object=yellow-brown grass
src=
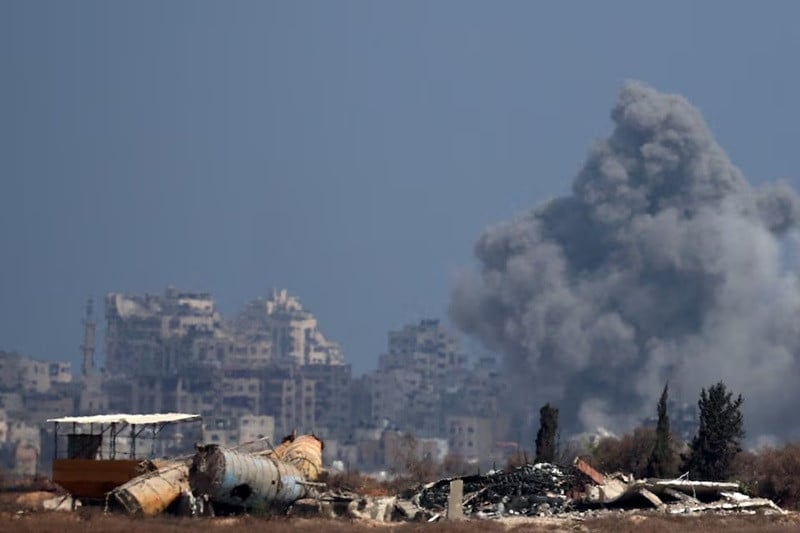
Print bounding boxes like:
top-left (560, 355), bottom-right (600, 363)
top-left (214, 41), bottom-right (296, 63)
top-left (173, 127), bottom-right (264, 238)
top-left (3, 509), bottom-right (800, 533)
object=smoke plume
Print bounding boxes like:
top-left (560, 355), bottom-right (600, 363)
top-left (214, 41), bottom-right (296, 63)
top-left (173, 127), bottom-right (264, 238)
top-left (451, 81), bottom-right (800, 439)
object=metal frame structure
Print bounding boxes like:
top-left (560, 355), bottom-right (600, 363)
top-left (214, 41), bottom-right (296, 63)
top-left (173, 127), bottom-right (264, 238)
top-left (47, 413), bottom-right (201, 500)
top-left (48, 413), bottom-right (201, 460)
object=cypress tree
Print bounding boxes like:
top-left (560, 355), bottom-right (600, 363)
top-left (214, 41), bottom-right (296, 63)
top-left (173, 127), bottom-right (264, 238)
top-left (646, 382), bottom-right (676, 478)
top-left (682, 381), bottom-right (744, 480)
top-left (535, 403), bottom-right (559, 463)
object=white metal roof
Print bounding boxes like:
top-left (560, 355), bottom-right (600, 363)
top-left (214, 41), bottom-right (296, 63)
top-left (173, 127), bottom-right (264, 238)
top-left (46, 413), bottom-right (201, 425)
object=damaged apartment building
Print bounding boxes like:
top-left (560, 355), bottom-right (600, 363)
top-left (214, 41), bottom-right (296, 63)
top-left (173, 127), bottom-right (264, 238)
top-left (4, 287), bottom-right (516, 474)
top-left (0, 350), bottom-right (75, 475)
top-left (98, 287), bottom-right (352, 451)
top-left (348, 319), bottom-right (511, 471)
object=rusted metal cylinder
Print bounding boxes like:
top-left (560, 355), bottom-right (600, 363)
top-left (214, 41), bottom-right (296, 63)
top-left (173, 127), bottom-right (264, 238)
top-left (280, 435), bottom-right (324, 481)
top-left (111, 461), bottom-right (189, 516)
top-left (189, 445), bottom-right (309, 510)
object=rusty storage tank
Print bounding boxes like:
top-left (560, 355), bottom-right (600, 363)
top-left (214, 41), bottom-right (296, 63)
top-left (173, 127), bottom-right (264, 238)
top-left (189, 445), bottom-right (309, 510)
top-left (111, 461), bottom-right (189, 516)
top-left (278, 434), bottom-right (324, 480)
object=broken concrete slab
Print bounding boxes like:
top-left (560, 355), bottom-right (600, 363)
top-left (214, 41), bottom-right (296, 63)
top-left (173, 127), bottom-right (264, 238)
top-left (661, 487), bottom-right (701, 505)
top-left (15, 492), bottom-right (78, 512)
top-left (394, 498), bottom-right (423, 521)
top-left (14, 491), bottom-right (59, 510)
top-left (573, 458), bottom-right (786, 515)
top-left (650, 479), bottom-right (740, 501)
top-left (346, 495), bottom-right (397, 522)
top-left (636, 487), bottom-right (665, 510)
top-left (667, 493), bottom-right (785, 515)
top-left (42, 494), bottom-right (81, 512)
top-left (287, 498), bottom-right (337, 519)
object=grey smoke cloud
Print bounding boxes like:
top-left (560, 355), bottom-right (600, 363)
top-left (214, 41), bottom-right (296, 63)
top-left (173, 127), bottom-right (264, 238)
top-left (451, 81), bottom-right (800, 439)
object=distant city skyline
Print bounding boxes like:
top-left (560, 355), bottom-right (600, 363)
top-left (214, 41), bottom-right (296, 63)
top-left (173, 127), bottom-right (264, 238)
top-left (3, 2), bottom-right (800, 374)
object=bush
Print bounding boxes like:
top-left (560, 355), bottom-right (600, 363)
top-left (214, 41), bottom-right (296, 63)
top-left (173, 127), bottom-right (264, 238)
top-left (732, 443), bottom-right (800, 509)
top-left (505, 449), bottom-right (530, 469)
top-left (557, 438), bottom-right (592, 467)
top-left (589, 427), bottom-right (657, 478)
top-left (388, 433), bottom-right (439, 485)
top-left (439, 452), bottom-right (472, 477)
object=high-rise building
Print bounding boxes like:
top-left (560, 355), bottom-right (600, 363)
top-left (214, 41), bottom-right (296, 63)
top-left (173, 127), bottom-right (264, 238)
top-left (234, 289), bottom-right (345, 366)
top-left (105, 287), bottom-right (220, 378)
top-left (370, 319), bottom-right (467, 437)
top-left (102, 286), bottom-right (349, 443)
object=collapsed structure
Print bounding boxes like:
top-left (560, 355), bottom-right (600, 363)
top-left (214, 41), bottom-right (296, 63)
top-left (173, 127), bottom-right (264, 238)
top-left (110, 432), bottom-right (324, 516)
top-left (407, 458), bottom-right (785, 521)
top-left (39, 411), bottom-right (786, 524)
top-left (571, 458), bottom-right (784, 515)
top-left (415, 463), bottom-right (574, 518)
top-left (46, 412), bottom-right (201, 500)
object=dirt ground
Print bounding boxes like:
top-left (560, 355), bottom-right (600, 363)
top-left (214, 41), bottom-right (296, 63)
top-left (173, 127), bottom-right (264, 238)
top-left (3, 512), bottom-right (800, 532)
top-left (2, 493), bottom-right (800, 532)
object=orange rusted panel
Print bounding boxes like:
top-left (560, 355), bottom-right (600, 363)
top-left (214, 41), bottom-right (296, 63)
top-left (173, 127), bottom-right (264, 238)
top-left (574, 457), bottom-right (606, 485)
top-left (52, 459), bottom-right (144, 499)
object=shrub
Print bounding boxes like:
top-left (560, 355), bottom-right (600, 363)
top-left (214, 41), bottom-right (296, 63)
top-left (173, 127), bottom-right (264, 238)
top-left (439, 452), bottom-right (472, 477)
top-left (589, 426), bottom-right (656, 478)
top-left (505, 449), bottom-right (530, 469)
top-left (732, 443), bottom-right (800, 509)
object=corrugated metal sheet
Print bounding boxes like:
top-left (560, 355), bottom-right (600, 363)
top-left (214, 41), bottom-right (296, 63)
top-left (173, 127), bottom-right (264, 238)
top-left (189, 445), bottom-right (310, 510)
top-left (47, 413), bottom-right (201, 425)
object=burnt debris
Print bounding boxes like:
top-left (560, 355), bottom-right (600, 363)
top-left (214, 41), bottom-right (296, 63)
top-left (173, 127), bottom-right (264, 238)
top-left (415, 462), bottom-right (576, 517)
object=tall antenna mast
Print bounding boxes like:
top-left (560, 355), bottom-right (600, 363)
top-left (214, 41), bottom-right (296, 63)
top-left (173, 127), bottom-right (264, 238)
top-left (81, 298), bottom-right (96, 378)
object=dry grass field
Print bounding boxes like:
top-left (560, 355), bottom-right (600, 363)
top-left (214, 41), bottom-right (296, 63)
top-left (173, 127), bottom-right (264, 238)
top-left (2, 499), bottom-right (800, 533)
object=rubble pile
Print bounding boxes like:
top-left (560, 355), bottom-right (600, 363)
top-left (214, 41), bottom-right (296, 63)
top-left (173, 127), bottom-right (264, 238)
top-left (416, 463), bottom-right (575, 517)
top-left (573, 459), bottom-right (787, 515)
top-left (41, 422), bottom-right (790, 524)
top-left (107, 433), bottom-right (324, 516)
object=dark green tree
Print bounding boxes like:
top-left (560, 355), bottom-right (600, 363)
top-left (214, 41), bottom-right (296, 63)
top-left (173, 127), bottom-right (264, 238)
top-left (682, 381), bottom-right (745, 480)
top-left (535, 403), bottom-right (559, 463)
top-left (646, 382), bottom-right (676, 478)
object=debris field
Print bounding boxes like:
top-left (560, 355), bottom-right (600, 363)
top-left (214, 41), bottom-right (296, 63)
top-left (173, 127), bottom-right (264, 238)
top-left (23, 428), bottom-right (791, 525)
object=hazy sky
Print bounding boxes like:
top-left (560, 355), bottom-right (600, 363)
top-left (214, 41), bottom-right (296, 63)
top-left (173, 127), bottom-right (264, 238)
top-left (2, 1), bottom-right (799, 374)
